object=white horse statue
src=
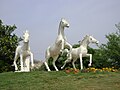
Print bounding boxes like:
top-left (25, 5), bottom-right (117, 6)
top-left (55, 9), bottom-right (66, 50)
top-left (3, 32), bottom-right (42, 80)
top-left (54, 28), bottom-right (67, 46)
top-left (13, 30), bottom-right (34, 72)
top-left (61, 35), bottom-right (99, 70)
top-left (44, 18), bottom-right (72, 71)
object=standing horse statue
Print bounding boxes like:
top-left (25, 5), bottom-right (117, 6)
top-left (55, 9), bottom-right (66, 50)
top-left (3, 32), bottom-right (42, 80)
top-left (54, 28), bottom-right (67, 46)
top-left (61, 35), bottom-right (99, 70)
top-left (13, 30), bottom-right (34, 72)
top-left (44, 18), bottom-right (72, 71)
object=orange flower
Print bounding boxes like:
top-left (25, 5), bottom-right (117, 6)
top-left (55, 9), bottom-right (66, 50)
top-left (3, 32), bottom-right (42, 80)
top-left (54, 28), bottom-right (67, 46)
top-left (73, 69), bottom-right (79, 74)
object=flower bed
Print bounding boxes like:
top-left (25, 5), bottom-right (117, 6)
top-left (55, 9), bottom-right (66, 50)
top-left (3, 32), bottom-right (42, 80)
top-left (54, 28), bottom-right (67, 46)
top-left (65, 67), bottom-right (118, 74)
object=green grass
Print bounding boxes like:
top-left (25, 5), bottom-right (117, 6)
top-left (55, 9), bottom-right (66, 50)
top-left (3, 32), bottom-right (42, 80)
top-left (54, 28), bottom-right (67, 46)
top-left (0, 71), bottom-right (120, 90)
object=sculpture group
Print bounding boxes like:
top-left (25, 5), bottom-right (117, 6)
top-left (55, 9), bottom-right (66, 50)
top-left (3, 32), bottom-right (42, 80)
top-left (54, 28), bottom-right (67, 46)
top-left (13, 18), bottom-right (99, 72)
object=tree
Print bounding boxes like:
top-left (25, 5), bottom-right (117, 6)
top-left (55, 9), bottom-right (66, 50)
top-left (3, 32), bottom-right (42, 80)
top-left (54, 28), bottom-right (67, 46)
top-left (102, 29), bottom-right (120, 68)
top-left (93, 24), bottom-right (120, 68)
top-left (0, 20), bottom-right (21, 72)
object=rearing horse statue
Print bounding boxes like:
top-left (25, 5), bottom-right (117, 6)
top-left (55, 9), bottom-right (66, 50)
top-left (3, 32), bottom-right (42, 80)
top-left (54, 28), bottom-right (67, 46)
top-left (61, 35), bottom-right (99, 70)
top-left (44, 18), bottom-right (72, 71)
top-left (13, 30), bottom-right (34, 72)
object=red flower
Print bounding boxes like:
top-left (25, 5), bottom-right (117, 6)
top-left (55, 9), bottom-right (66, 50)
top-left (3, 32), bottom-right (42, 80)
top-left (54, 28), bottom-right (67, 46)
top-left (65, 69), bottom-right (70, 73)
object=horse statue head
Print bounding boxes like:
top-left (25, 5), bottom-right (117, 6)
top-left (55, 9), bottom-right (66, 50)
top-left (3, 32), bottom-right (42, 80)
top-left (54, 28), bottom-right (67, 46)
top-left (87, 35), bottom-right (99, 44)
top-left (60, 18), bottom-right (70, 28)
top-left (79, 35), bottom-right (99, 46)
top-left (23, 30), bottom-right (29, 43)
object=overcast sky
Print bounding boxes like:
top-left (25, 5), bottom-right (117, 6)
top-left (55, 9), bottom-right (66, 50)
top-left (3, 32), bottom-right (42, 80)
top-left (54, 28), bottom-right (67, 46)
top-left (0, 0), bottom-right (120, 60)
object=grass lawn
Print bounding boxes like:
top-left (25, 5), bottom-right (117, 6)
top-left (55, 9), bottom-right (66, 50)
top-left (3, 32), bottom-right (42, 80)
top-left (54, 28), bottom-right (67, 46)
top-left (0, 71), bottom-right (120, 90)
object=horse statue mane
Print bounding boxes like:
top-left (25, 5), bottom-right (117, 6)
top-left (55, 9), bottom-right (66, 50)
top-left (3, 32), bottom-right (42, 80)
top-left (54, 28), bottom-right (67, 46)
top-left (79, 35), bottom-right (89, 45)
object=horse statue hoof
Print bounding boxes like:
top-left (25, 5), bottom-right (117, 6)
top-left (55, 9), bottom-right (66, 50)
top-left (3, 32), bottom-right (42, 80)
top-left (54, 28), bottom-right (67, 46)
top-left (61, 67), bottom-right (63, 69)
top-left (88, 63), bottom-right (91, 67)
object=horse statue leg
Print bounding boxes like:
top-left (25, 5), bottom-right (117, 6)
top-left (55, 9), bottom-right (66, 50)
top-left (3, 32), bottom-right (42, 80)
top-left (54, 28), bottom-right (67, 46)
top-left (65, 42), bottom-right (72, 52)
top-left (44, 61), bottom-right (51, 71)
top-left (61, 60), bottom-right (68, 69)
top-left (13, 52), bottom-right (19, 71)
top-left (13, 46), bottom-right (21, 71)
top-left (52, 55), bottom-right (59, 71)
top-left (72, 59), bottom-right (77, 70)
top-left (30, 52), bottom-right (34, 67)
top-left (59, 40), bottom-right (64, 54)
top-left (79, 54), bottom-right (83, 70)
top-left (20, 54), bottom-right (24, 71)
top-left (25, 57), bottom-right (30, 72)
top-left (86, 54), bottom-right (92, 67)
top-left (61, 53), bottom-right (72, 69)
top-left (63, 42), bottom-right (72, 56)
top-left (44, 47), bottom-right (51, 71)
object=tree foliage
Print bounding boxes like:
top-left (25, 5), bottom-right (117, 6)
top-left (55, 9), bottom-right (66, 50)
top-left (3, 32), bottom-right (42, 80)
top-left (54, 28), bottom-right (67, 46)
top-left (99, 30), bottom-right (120, 68)
top-left (0, 20), bottom-right (21, 72)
